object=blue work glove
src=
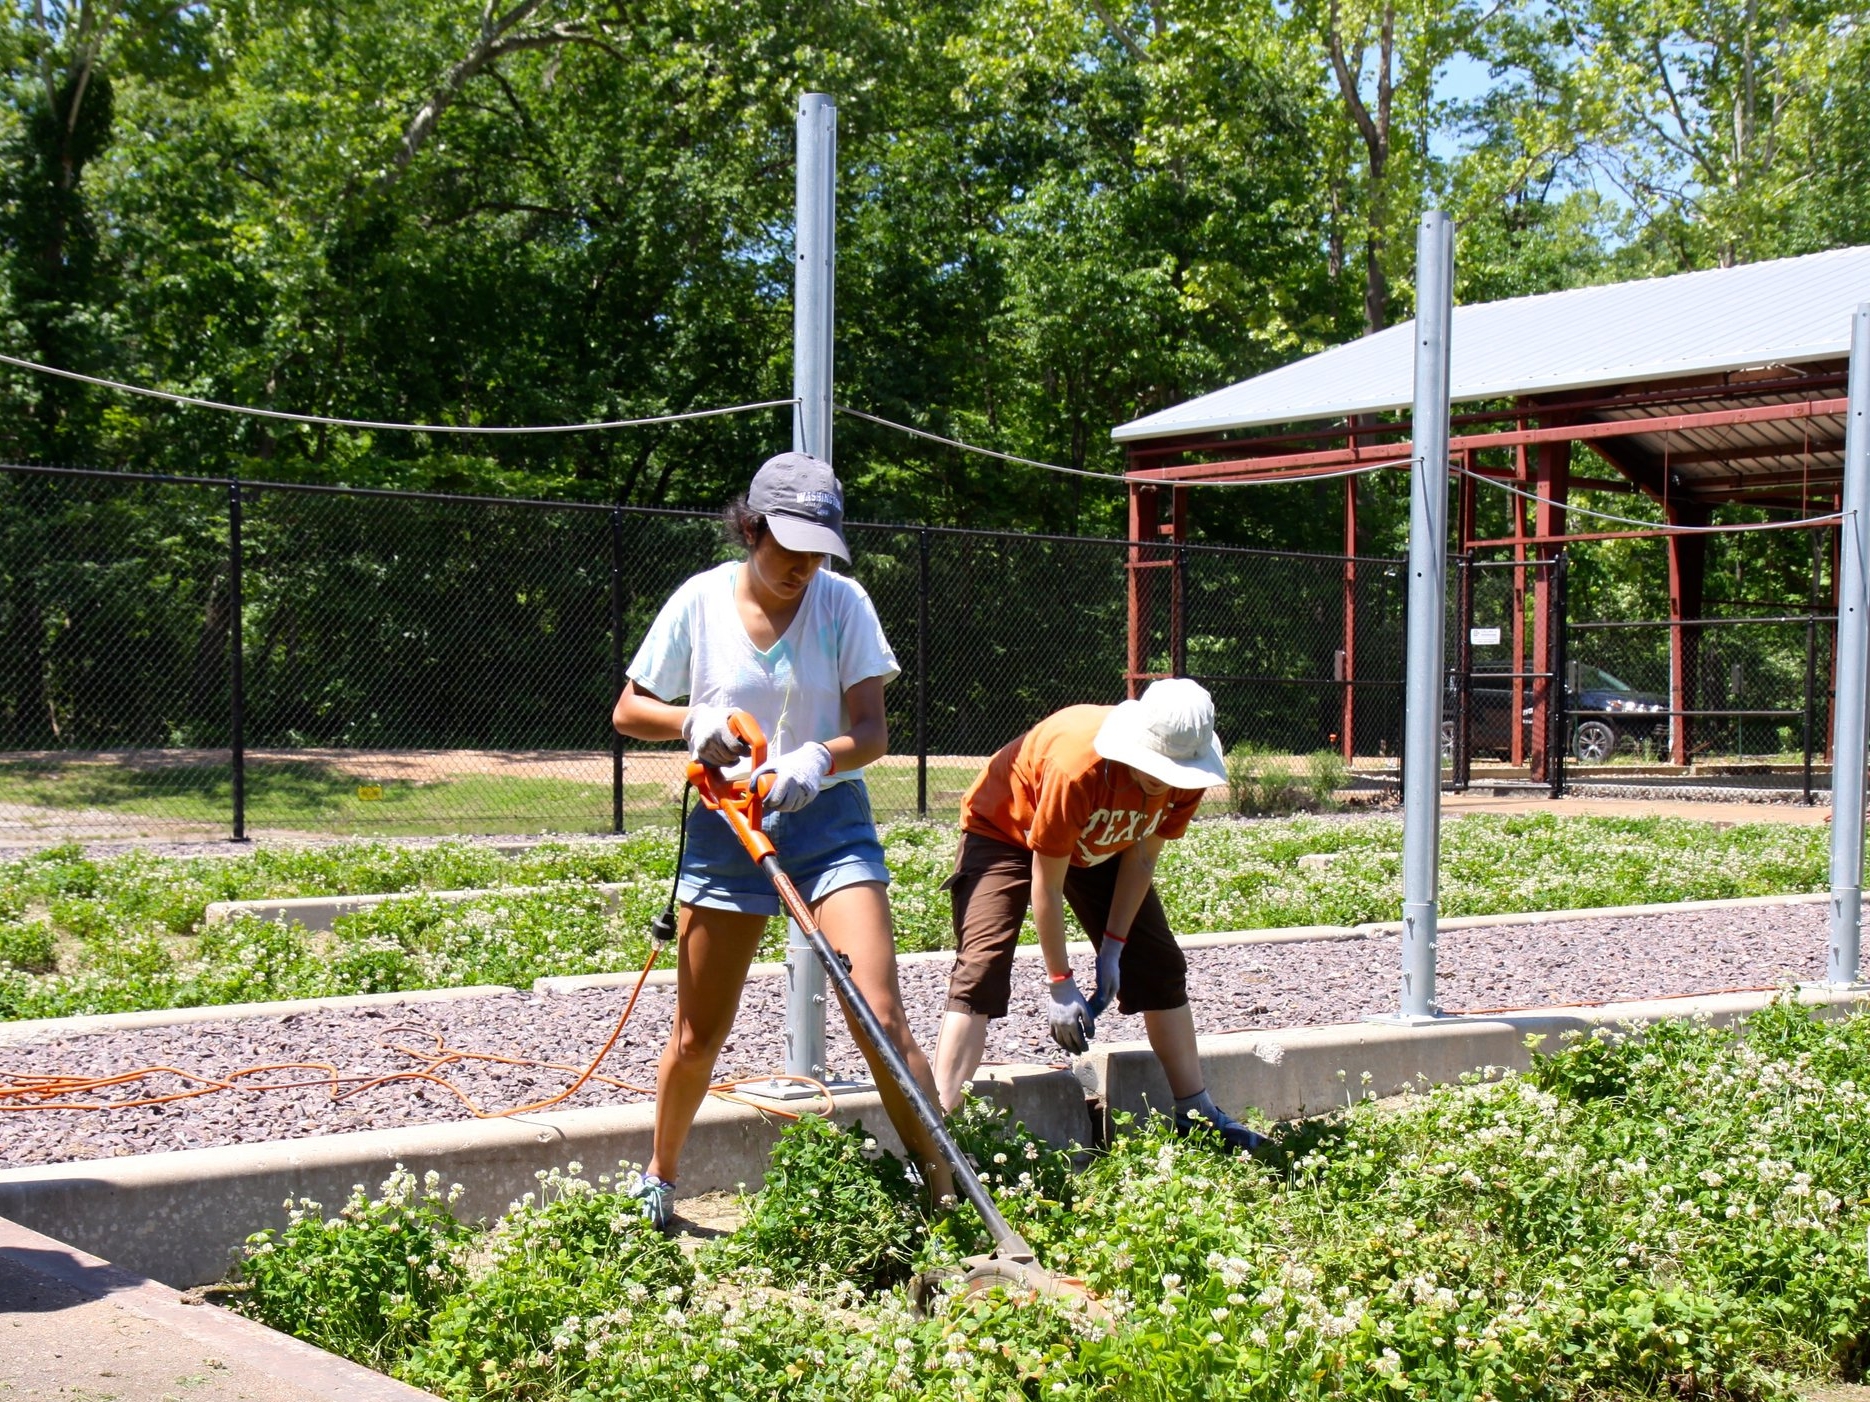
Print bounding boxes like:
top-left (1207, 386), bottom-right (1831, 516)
top-left (752, 742), bottom-right (834, 813)
top-left (1087, 930), bottom-right (1126, 1017)
top-left (1047, 975), bottom-right (1096, 1055)
top-left (683, 704), bottom-right (750, 768)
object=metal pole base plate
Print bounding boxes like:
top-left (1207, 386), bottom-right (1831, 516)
top-left (1362, 1012), bottom-right (1445, 1027)
top-left (733, 1075), bottom-right (874, 1103)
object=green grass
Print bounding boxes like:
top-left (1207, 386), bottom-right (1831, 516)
top-left (0, 758), bottom-right (670, 835)
top-left (0, 758), bottom-right (991, 834)
top-left (0, 813), bottom-right (1829, 1023)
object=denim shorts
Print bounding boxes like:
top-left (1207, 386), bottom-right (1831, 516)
top-left (677, 778), bottom-right (889, 916)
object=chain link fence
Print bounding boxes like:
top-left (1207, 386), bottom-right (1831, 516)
top-left (0, 466), bottom-right (1409, 840)
top-left (4, 465), bottom-right (1831, 842)
top-left (1446, 544), bottom-right (1836, 800)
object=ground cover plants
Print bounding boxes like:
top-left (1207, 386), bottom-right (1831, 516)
top-left (0, 813), bottom-right (1827, 1021)
top-left (232, 1001), bottom-right (1870, 1400)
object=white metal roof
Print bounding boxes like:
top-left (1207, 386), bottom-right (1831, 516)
top-left (1113, 244), bottom-right (1870, 443)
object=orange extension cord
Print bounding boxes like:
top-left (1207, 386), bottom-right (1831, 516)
top-left (0, 941), bottom-right (832, 1122)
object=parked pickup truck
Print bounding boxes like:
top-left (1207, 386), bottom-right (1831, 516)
top-left (1444, 663), bottom-right (1669, 763)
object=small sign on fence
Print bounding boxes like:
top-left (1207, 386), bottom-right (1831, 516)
top-left (1469, 626), bottom-right (1502, 645)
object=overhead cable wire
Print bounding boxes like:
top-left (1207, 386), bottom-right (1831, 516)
top-left (837, 403), bottom-right (1410, 486)
top-left (0, 350), bottom-right (796, 434)
top-left (1455, 460), bottom-right (1846, 535)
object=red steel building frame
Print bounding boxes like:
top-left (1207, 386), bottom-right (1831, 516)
top-left (1122, 373), bottom-right (1851, 780)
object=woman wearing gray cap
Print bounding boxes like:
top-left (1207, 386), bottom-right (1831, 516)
top-left (612, 451), bottom-right (953, 1227)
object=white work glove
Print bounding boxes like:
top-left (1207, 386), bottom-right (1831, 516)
top-left (1087, 930), bottom-right (1125, 1017)
top-left (1047, 976), bottom-right (1096, 1055)
top-left (683, 704), bottom-right (749, 768)
top-left (752, 742), bottom-right (834, 813)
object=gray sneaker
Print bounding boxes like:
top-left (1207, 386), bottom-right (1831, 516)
top-left (1172, 1108), bottom-right (1269, 1156)
top-left (626, 1173), bottom-right (676, 1231)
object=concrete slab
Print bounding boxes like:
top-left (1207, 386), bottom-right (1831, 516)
top-left (0, 1214), bottom-right (439, 1401)
top-left (0, 1063), bottom-right (1085, 1290)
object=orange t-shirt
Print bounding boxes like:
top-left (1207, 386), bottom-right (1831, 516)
top-left (960, 705), bottom-right (1203, 866)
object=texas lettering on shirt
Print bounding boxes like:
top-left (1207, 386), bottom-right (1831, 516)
top-left (960, 704), bottom-right (1202, 866)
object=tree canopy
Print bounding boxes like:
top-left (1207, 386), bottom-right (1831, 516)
top-left (1, 0), bottom-right (1865, 542)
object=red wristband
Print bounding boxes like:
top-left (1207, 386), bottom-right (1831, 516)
top-left (1103, 930), bottom-right (1128, 944)
top-left (1048, 970), bottom-right (1072, 983)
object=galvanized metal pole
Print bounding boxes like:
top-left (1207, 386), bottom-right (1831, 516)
top-left (793, 93), bottom-right (836, 463)
top-left (1397, 211), bottom-right (1454, 1019)
top-left (785, 92), bottom-right (837, 1082)
top-left (1827, 303), bottom-right (1870, 988)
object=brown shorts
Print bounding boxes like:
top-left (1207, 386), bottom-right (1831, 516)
top-left (943, 831), bottom-right (1187, 1018)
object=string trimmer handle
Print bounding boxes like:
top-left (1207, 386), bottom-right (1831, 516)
top-left (686, 710), bottom-right (775, 861)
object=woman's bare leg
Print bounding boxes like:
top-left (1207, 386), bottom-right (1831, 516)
top-left (647, 904), bottom-right (767, 1184)
top-left (815, 880), bottom-right (957, 1204)
top-left (934, 1010), bottom-right (991, 1111)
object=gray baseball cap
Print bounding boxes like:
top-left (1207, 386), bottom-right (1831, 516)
top-left (748, 451), bottom-right (849, 561)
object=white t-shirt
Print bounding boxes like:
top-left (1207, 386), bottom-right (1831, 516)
top-left (627, 561), bottom-right (899, 785)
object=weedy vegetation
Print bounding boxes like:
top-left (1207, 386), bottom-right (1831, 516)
top-left (0, 814), bottom-right (1827, 1021)
top-left (231, 1003), bottom-right (1870, 1399)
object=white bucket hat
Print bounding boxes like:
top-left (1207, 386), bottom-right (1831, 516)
top-left (1092, 678), bottom-right (1228, 789)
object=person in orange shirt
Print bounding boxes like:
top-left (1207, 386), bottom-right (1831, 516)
top-left (931, 678), bottom-right (1266, 1153)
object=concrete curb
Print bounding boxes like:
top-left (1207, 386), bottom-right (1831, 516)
top-left (1349, 890), bottom-right (1827, 936)
top-left (1074, 984), bottom-right (1870, 1136)
top-left (0, 1212), bottom-right (441, 1401)
top-left (0, 1063), bottom-right (1086, 1290)
top-left (0, 985), bottom-right (518, 1048)
top-left (202, 882), bottom-right (639, 932)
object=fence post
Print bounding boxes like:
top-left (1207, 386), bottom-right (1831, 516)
top-left (785, 91), bottom-right (837, 1085)
top-left (1395, 209), bottom-right (1454, 1022)
top-left (228, 479), bottom-right (247, 843)
top-left (1804, 610), bottom-right (1818, 806)
top-left (1549, 554), bottom-right (1569, 800)
top-left (917, 527), bottom-right (929, 818)
top-left (1826, 303), bottom-right (1870, 988)
top-left (1453, 552), bottom-right (1473, 791)
top-left (610, 507), bottom-right (625, 836)
top-left (1171, 540), bottom-right (1188, 678)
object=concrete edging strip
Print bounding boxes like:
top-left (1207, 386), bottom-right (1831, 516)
top-left (0, 1063), bottom-right (1087, 1290)
top-left (0, 1211), bottom-right (442, 1401)
top-left (1350, 890), bottom-right (1826, 936)
top-left (532, 926), bottom-right (1369, 994)
top-left (0, 985), bottom-right (517, 1048)
top-left (202, 882), bottom-right (638, 933)
top-left (1074, 983), bottom-right (1870, 1137)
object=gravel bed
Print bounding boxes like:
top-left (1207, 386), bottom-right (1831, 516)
top-left (0, 903), bottom-right (1829, 1170)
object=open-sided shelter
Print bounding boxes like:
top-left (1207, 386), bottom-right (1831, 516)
top-left (1115, 245), bottom-right (1870, 780)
